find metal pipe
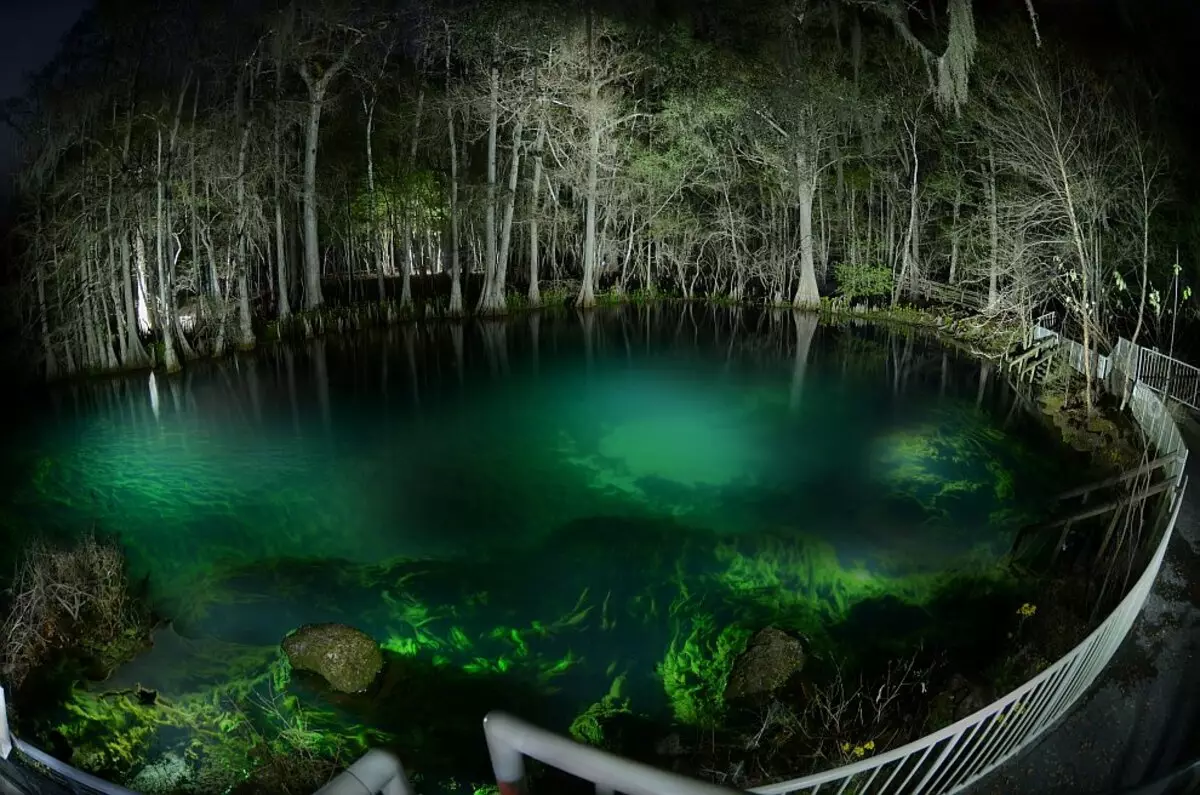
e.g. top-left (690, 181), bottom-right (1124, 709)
top-left (313, 749), bottom-right (412, 795)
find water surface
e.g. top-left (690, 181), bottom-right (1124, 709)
top-left (0, 306), bottom-right (1087, 788)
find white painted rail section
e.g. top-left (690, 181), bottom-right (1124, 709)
top-left (1136, 346), bottom-right (1200, 411)
top-left (483, 711), bottom-right (746, 795)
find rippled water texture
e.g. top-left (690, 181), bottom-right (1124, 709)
top-left (0, 307), bottom-right (1090, 787)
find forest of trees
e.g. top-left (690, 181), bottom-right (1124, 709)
top-left (0, 0), bottom-right (1192, 381)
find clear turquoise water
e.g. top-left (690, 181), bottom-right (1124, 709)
top-left (0, 306), bottom-right (1089, 788)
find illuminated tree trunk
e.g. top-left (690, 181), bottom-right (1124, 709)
top-left (447, 93), bottom-right (463, 315)
top-left (578, 11), bottom-right (601, 310)
top-left (274, 61), bottom-right (290, 320)
top-left (301, 93), bottom-right (325, 311)
top-left (792, 152), bottom-right (819, 309)
top-left (478, 65), bottom-right (504, 314)
top-left (445, 28), bottom-right (463, 316)
top-left (498, 117), bottom-right (523, 298)
top-left (235, 115), bottom-right (255, 349)
top-left (275, 201), bottom-right (290, 319)
top-left (80, 252), bottom-right (100, 369)
top-left (987, 151), bottom-right (999, 310)
top-left (357, 81), bottom-right (383, 304)
top-left (155, 129), bottom-right (180, 373)
top-left (104, 189), bottom-right (126, 367)
top-left (579, 104), bottom-right (601, 309)
top-left (528, 115), bottom-right (546, 306)
top-left (401, 90), bottom-right (424, 309)
top-left (894, 120), bottom-right (920, 303)
top-left (949, 186), bottom-right (961, 285)
top-left (299, 47), bottom-right (357, 312)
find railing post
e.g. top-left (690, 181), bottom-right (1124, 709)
top-left (1, 685), bottom-right (12, 760)
top-left (484, 714), bottom-right (528, 795)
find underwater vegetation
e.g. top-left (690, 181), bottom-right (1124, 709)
top-left (22, 521), bottom-right (1041, 793)
top-left (53, 656), bottom-right (388, 794)
top-left (0, 314), bottom-right (1093, 792)
top-left (656, 613), bottom-right (751, 727)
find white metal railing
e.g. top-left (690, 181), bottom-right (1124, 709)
top-left (1032, 324), bottom-right (1112, 381)
top-left (1033, 311), bottom-right (1058, 331)
top-left (312, 750), bottom-right (412, 795)
top-left (471, 322), bottom-right (1188, 795)
top-left (1135, 346), bottom-right (1200, 411)
top-left (2, 683), bottom-right (411, 795)
top-left (1, 687), bottom-right (140, 795)
top-left (748, 482), bottom-right (1184, 795)
top-left (483, 711), bottom-right (744, 795)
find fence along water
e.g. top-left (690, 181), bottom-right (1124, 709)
top-left (0, 323), bottom-right (1192, 795)
top-left (477, 323), bottom-right (1190, 795)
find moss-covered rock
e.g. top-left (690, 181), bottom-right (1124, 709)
top-left (281, 623), bottom-right (383, 694)
top-left (724, 627), bottom-right (805, 701)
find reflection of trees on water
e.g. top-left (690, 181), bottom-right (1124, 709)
top-left (450, 322), bottom-right (465, 385)
top-left (529, 312), bottom-right (541, 376)
top-left (479, 320), bottom-right (509, 379)
top-left (790, 311), bottom-right (819, 414)
top-left (314, 338), bottom-right (332, 435)
top-left (402, 326), bottom-right (421, 408)
top-left (42, 306), bottom-right (1024, 444)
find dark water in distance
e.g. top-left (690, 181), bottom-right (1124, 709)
top-left (0, 306), bottom-right (1092, 788)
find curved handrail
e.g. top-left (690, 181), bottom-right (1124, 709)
top-left (477, 327), bottom-right (1190, 795)
top-left (749, 483), bottom-right (1184, 795)
top-left (743, 330), bottom-right (1189, 794)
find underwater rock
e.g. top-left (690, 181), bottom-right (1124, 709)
top-left (724, 627), bottom-right (805, 701)
top-left (281, 623), bottom-right (383, 694)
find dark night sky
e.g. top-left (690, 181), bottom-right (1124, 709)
top-left (0, 0), bottom-right (93, 199)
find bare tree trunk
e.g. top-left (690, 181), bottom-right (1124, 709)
top-left (301, 92), bottom-right (325, 311)
top-left (895, 122), bottom-right (920, 303)
top-left (35, 260), bottom-right (58, 380)
top-left (579, 106), bottom-right (601, 308)
top-left (400, 90), bottom-right (425, 309)
top-left (949, 185), bottom-right (961, 285)
top-left (363, 93), bottom-right (383, 304)
top-left (444, 29), bottom-right (463, 316)
top-left (792, 154), bottom-right (820, 308)
top-left (528, 114), bottom-right (546, 306)
top-left (275, 200), bottom-right (290, 319)
top-left (497, 117), bottom-right (523, 298)
top-left (987, 151), bottom-right (999, 310)
top-left (478, 66), bottom-right (503, 314)
top-left (1122, 159), bottom-right (1157, 410)
top-left (156, 130), bottom-right (180, 373)
top-left (234, 94), bottom-right (255, 349)
top-left (272, 54), bottom-right (290, 320)
top-left (447, 90), bottom-right (463, 315)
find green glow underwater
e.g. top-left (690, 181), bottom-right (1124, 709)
top-left (0, 312), bottom-right (1092, 792)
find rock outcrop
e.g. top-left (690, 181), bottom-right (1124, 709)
top-left (724, 627), bottom-right (805, 701)
top-left (282, 623), bottom-right (383, 694)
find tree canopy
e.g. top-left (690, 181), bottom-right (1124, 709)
top-left (1, 0), bottom-right (1192, 381)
